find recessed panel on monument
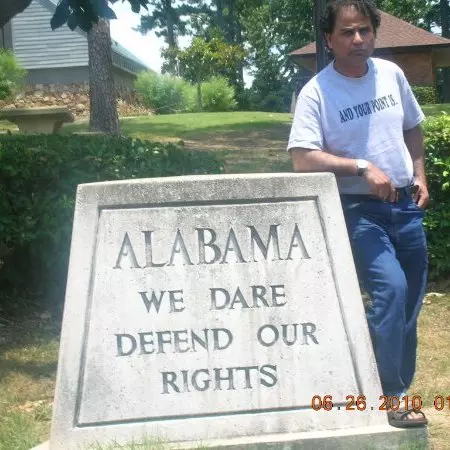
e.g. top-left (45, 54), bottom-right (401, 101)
top-left (50, 174), bottom-right (388, 449)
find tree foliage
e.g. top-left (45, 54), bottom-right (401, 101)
top-left (0, 0), bottom-right (149, 31)
top-left (241, 0), bottom-right (314, 111)
top-left (49, 0), bottom-right (150, 31)
top-left (137, 0), bottom-right (207, 74)
top-left (182, 35), bottom-right (244, 82)
top-left (172, 35), bottom-right (244, 108)
top-left (375, 0), bottom-right (435, 29)
top-left (137, 0), bottom-right (205, 45)
top-left (0, 50), bottom-right (27, 101)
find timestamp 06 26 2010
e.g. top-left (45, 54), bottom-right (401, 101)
top-left (311, 394), bottom-right (450, 411)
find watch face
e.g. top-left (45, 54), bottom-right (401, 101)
top-left (357, 160), bottom-right (368, 170)
top-left (357, 160), bottom-right (368, 176)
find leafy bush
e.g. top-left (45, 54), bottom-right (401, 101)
top-left (258, 93), bottom-right (287, 113)
top-left (0, 50), bottom-right (27, 101)
top-left (180, 82), bottom-right (197, 112)
top-left (135, 72), bottom-right (195, 114)
top-left (201, 76), bottom-right (237, 112)
top-left (248, 87), bottom-right (293, 113)
top-left (412, 85), bottom-right (437, 105)
top-left (423, 114), bottom-right (450, 279)
top-left (235, 88), bottom-right (252, 111)
top-left (0, 135), bottom-right (223, 313)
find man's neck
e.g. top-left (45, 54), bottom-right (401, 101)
top-left (333, 60), bottom-right (369, 78)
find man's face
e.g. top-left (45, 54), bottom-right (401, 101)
top-left (325, 5), bottom-right (375, 69)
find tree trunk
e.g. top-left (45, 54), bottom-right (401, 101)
top-left (88, 17), bottom-right (120, 135)
top-left (164, 0), bottom-right (177, 48)
top-left (235, 21), bottom-right (245, 94)
top-left (215, 0), bottom-right (226, 36)
top-left (196, 83), bottom-right (202, 111)
top-left (441, 0), bottom-right (450, 36)
top-left (164, 0), bottom-right (179, 75)
top-left (441, 0), bottom-right (450, 102)
top-left (0, 0), bottom-right (32, 28)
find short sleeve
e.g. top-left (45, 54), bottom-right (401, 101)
top-left (287, 88), bottom-right (324, 151)
top-left (397, 69), bottom-right (425, 130)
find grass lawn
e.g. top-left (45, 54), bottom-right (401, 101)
top-left (64, 111), bottom-right (292, 140)
top-left (421, 103), bottom-right (450, 117)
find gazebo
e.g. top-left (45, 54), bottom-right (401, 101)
top-left (291, 11), bottom-right (450, 88)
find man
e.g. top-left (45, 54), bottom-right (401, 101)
top-left (288, 0), bottom-right (428, 428)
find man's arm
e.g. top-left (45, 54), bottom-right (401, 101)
top-left (290, 148), bottom-right (397, 201)
top-left (403, 125), bottom-right (429, 208)
top-left (291, 148), bottom-right (358, 175)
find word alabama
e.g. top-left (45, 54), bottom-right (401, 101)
top-left (114, 224), bottom-right (310, 268)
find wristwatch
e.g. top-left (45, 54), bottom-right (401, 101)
top-left (356, 159), bottom-right (369, 177)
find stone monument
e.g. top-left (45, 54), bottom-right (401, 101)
top-left (45, 173), bottom-right (427, 449)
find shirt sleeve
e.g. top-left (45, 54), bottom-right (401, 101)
top-left (397, 69), bottom-right (425, 131)
top-left (287, 88), bottom-right (324, 152)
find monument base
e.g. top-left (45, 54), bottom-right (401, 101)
top-left (31, 426), bottom-right (428, 450)
top-left (177, 426), bottom-right (428, 449)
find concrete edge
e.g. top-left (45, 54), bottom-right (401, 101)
top-left (31, 425), bottom-right (428, 450)
top-left (173, 425), bottom-right (428, 449)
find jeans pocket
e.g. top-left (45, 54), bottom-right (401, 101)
top-left (341, 197), bottom-right (363, 211)
top-left (405, 199), bottom-right (425, 216)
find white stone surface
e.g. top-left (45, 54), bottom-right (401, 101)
top-left (0, 107), bottom-right (74, 133)
top-left (30, 443), bottom-right (49, 450)
top-left (50, 173), bottom-right (403, 449)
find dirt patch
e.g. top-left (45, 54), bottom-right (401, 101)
top-left (182, 128), bottom-right (290, 152)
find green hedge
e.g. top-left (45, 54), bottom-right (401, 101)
top-left (0, 135), bottom-right (223, 313)
top-left (423, 114), bottom-right (450, 279)
top-left (411, 85), bottom-right (437, 105)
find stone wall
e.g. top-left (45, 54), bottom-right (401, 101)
top-left (0, 83), bottom-right (153, 118)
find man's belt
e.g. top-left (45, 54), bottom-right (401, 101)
top-left (395, 184), bottom-right (418, 201)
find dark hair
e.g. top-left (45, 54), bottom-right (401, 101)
top-left (320, 0), bottom-right (381, 35)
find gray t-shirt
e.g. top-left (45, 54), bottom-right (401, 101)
top-left (287, 57), bottom-right (424, 194)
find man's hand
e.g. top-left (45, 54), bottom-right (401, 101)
top-left (363, 163), bottom-right (397, 202)
top-left (413, 180), bottom-right (429, 209)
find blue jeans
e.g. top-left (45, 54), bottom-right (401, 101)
top-left (341, 194), bottom-right (428, 396)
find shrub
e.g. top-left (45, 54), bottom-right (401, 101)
top-left (248, 87), bottom-right (292, 112)
top-left (422, 114), bottom-right (450, 279)
top-left (412, 86), bottom-right (437, 105)
top-left (258, 93), bottom-right (286, 113)
top-left (0, 135), bottom-right (223, 313)
top-left (135, 72), bottom-right (194, 114)
top-left (180, 82), bottom-right (197, 112)
top-left (201, 76), bottom-right (237, 112)
top-left (0, 50), bottom-right (27, 101)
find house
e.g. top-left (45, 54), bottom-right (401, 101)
top-left (290, 11), bottom-right (450, 90)
top-left (0, 0), bottom-right (148, 91)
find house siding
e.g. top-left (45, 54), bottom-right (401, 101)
top-left (11, 0), bottom-right (89, 69)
